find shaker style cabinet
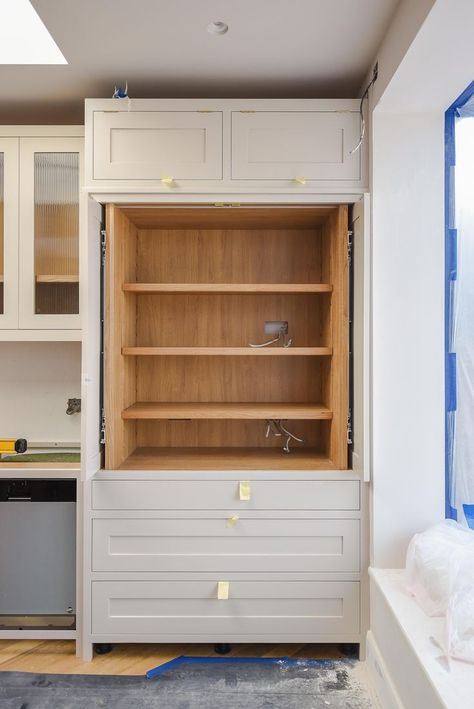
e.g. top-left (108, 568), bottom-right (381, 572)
top-left (80, 99), bottom-right (370, 661)
top-left (84, 99), bottom-right (367, 191)
top-left (0, 130), bottom-right (83, 336)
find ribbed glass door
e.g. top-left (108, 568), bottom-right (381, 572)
top-left (19, 137), bottom-right (82, 330)
top-left (34, 152), bottom-right (79, 315)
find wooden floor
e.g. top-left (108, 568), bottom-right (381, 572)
top-left (0, 641), bottom-right (346, 676)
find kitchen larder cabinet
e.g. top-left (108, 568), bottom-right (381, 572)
top-left (81, 98), bottom-right (370, 663)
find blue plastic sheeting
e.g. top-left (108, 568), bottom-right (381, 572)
top-left (445, 80), bottom-right (474, 526)
top-left (146, 655), bottom-right (336, 679)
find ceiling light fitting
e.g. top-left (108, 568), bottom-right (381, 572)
top-left (207, 21), bottom-right (229, 36)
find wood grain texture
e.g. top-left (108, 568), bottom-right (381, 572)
top-left (104, 204), bottom-right (138, 469)
top-left (120, 205), bottom-right (336, 230)
top-left (120, 446), bottom-right (336, 471)
top-left (36, 275), bottom-right (79, 283)
top-left (136, 228), bottom-right (325, 284)
top-left (135, 420), bottom-right (327, 449)
top-left (0, 639), bottom-right (344, 675)
top-left (123, 283), bottom-right (333, 294)
top-left (135, 293), bottom-right (331, 348)
top-left (122, 402), bottom-right (332, 420)
top-left (123, 347), bottom-right (332, 356)
top-left (105, 204), bottom-right (349, 470)
top-left (325, 205), bottom-right (349, 469)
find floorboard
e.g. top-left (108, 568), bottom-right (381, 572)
top-left (0, 641), bottom-right (345, 676)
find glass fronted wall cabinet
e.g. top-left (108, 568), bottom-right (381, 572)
top-left (0, 132), bottom-right (83, 334)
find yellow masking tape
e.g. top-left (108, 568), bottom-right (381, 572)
top-left (0, 440), bottom-right (16, 453)
top-left (295, 176), bottom-right (306, 185)
top-left (239, 480), bottom-right (251, 501)
top-left (226, 514), bottom-right (239, 527)
top-left (161, 176), bottom-right (174, 186)
top-left (217, 581), bottom-right (229, 600)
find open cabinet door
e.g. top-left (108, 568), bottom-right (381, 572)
top-left (81, 198), bottom-right (103, 479)
top-left (351, 194), bottom-right (371, 481)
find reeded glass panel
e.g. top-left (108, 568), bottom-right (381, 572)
top-left (34, 152), bottom-right (79, 315)
top-left (0, 153), bottom-right (4, 315)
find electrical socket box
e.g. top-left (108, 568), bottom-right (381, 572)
top-left (264, 321), bottom-right (288, 336)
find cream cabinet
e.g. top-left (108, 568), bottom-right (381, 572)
top-left (0, 129), bottom-right (83, 338)
top-left (92, 110), bottom-right (223, 182)
top-left (85, 99), bottom-right (367, 192)
top-left (231, 111), bottom-right (361, 181)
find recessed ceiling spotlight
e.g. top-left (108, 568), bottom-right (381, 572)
top-left (207, 21), bottom-right (229, 35)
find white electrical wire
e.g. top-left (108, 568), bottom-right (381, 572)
top-left (350, 74), bottom-right (377, 154)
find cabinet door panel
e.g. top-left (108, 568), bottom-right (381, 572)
top-left (0, 138), bottom-right (19, 329)
top-left (93, 111), bottom-right (223, 180)
top-left (19, 138), bottom-right (82, 329)
top-left (92, 580), bottom-right (360, 636)
top-left (92, 517), bottom-right (360, 573)
top-left (231, 111), bottom-right (360, 181)
top-left (92, 480), bottom-right (360, 511)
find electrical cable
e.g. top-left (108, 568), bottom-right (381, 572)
top-left (350, 74), bottom-right (377, 154)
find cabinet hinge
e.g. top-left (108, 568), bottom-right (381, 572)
top-left (100, 229), bottom-right (107, 266)
top-left (347, 229), bottom-right (353, 266)
top-left (347, 409), bottom-right (353, 446)
top-left (100, 408), bottom-right (106, 444)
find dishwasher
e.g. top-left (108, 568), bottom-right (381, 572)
top-left (0, 479), bottom-right (76, 630)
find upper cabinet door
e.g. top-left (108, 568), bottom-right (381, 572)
top-left (231, 111), bottom-right (361, 181)
top-left (92, 111), bottom-right (223, 181)
top-left (19, 137), bottom-right (83, 330)
top-left (0, 138), bottom-right (19, 329)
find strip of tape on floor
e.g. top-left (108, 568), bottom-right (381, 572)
top-left (146, 656), bottom-right (338, 679)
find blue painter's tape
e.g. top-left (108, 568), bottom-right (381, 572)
top-left (446, 352), bottom-right (457, 413)
top-left (462, 505), bottom-right (474, 530)
top-left (447, 229), bottom-right (457, 281)
top-left (146, 655), bottom-right (336, 679)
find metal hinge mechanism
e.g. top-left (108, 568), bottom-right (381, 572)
top-left (100, 408), bottom-right (106, 444)
top-left (347, 229), bottom-right (353, 266)
top-left (347, 408), bottom-right (353, 446)
top-left (101, 229), bottom-right (107, 266)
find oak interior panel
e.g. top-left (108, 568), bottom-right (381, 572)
top-left (136, 228), bottom-right (328, 284)
top-left (135, 419), bottom-right (329, 449)
top-left (105, 204), bottom-right (348, 470)
top-left (136, 356), bottom-right (328, 404)
top-left (136, 293), bottom-right (331, 347)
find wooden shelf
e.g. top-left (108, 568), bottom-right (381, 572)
top-left (36, 275), bottom-right (79, 284)
top-left (122, 402), bottom-right (333, 421)
top-left (122, 346), bottom-right (333, 356)
top-left (123, 283), bottom-right (333, 294)
top-left (118, 447), bottom-right (336, 471)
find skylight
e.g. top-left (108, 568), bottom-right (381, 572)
top-left (0, 0), bottom-right (67, 64)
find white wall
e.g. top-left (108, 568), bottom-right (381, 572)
top-left (0, 341), bottom-right (81, 445)
top-left (371, 111), bottom-right (445, 566)
top-left (369, 0), bottom-right (474, 566)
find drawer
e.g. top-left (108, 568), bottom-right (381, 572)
top-left (92, 518), bottom-right (360, 573)
top-left (92, 111), bottom-right (223, 180)
top-left (92, 580), bottom-right (360, 636)
top-left (231, 111), bottom-right (360, 181)
top-left (92, 480), bottom-right (360, 511)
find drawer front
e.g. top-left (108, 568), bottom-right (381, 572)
top-left (93, 111), bottom-right (223, 180)
top-left (92, 518), bottom-right (360, 573)
top-left (92, 580), bottom-right (360, 636)
top-left (92, 480), bottom-right (360, 511)
top-left (231, 111), bottom-right (360, 181)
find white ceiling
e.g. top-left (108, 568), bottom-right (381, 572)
top-left (0, 0), bottom-right (400, 124)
